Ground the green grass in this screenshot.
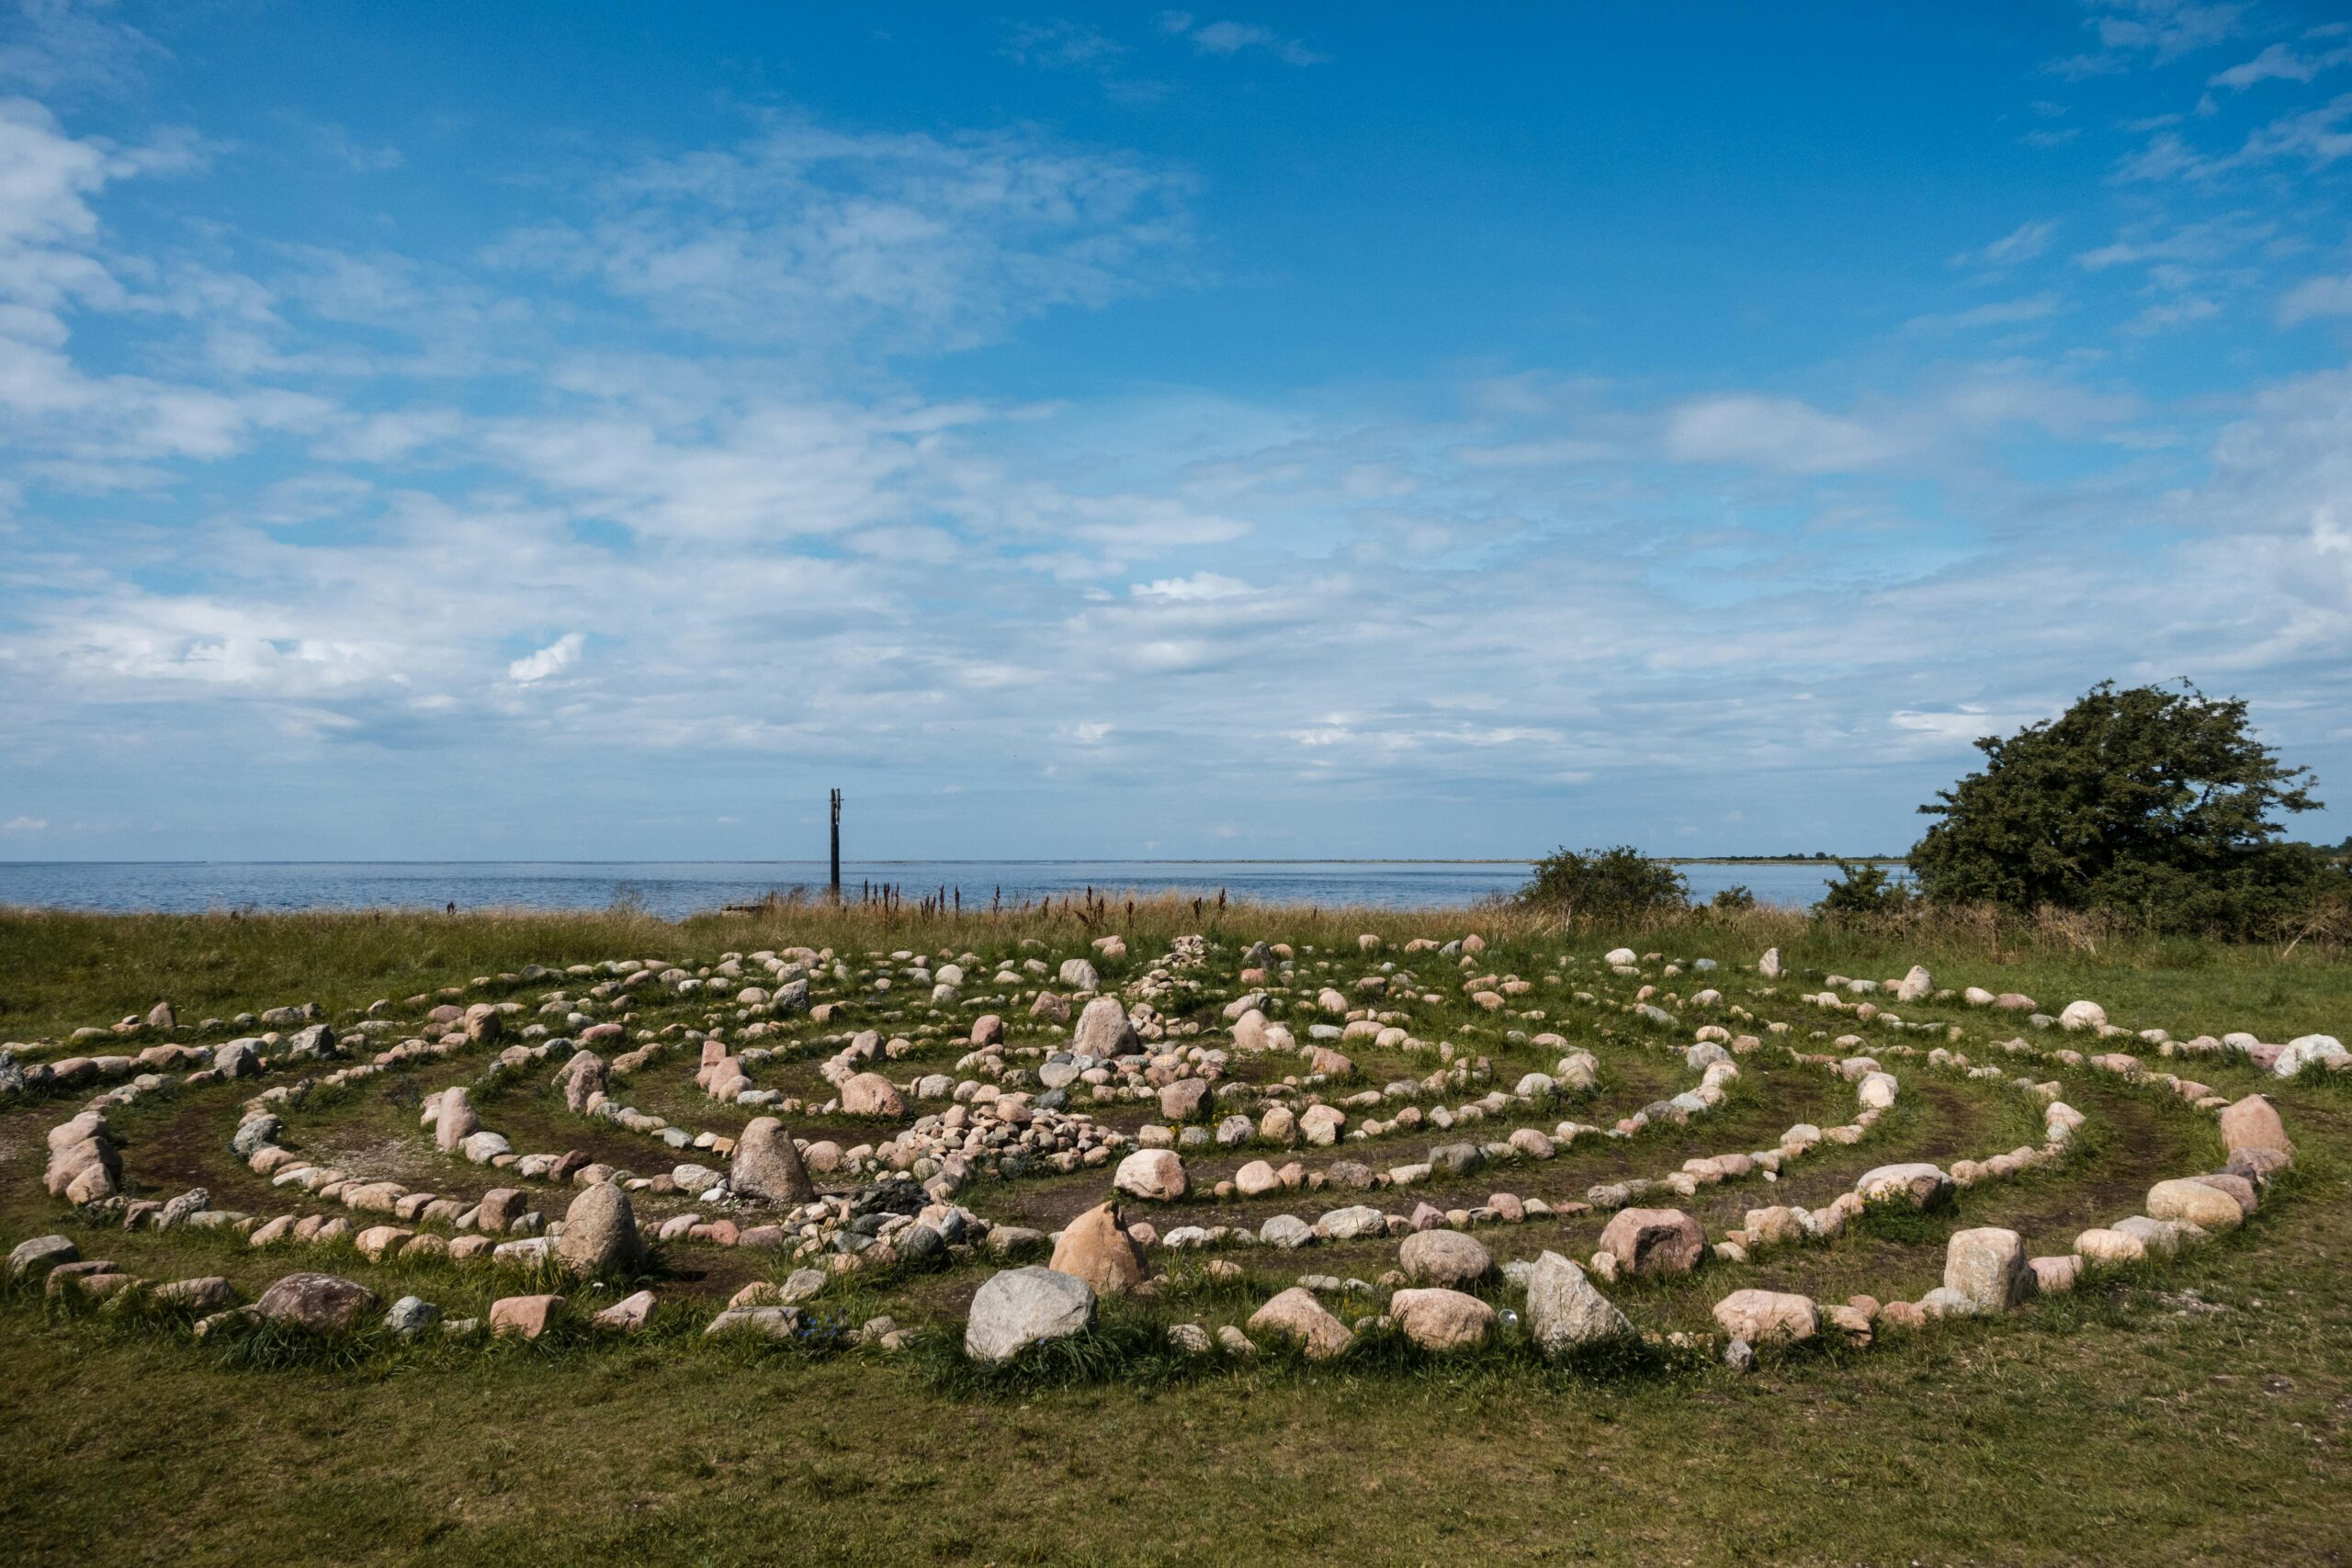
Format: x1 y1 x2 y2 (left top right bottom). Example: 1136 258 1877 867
1 903 2348 1565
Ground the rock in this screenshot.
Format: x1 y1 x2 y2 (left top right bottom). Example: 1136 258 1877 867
1159 1078 1211 1122
1247 1287 1355 1359
2059 999 2108 1032
2146 1178 2244 1232
231 1114 282 1158
704 1305 807 1339
2028 1255 2082 1294
1071 996 1135 1055
8 1235 77 1280
966 1267 1095 1361
594 1290 658 1332
2217 1094 2293 1159
254 1272 378 1332
1524 1251 1630 1351
1389 1287 1495 1350
434 1087 480 1151
1398 1229 1494 1287
1724 1337 1757 1373
1758 947 1781 979
1429 1140 1486 1178
554 1182 647 1276
2276 1033 2348 1077
1713 1289 1817 1344
1048 1201 1148 1294
1114 1149 1189 1202
1058 958 1102 992
2075 1227 2145 1266
840 1072 904 1117
1315 1205 1386 1241
1234 1159 1282 1197
153 1277 236 1312
1597 1208 1705 1277
489 1294 565 1339
2191 1172 2258 1214
1855 1163 1953 1210
1894 965 1932 1002
1943 1227 2032 1312
731 1117 816 1203
1260 1214 1316 1249
1300 1105 1346 1145
385 1295 442 1337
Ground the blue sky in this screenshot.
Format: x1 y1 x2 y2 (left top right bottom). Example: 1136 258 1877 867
2 0 2349 862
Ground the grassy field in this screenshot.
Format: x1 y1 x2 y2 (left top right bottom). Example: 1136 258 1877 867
1 900 2347 1566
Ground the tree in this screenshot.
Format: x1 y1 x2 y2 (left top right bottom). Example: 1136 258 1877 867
1908 681 2328 934
1710 884 1758 911
1518 846 1688 920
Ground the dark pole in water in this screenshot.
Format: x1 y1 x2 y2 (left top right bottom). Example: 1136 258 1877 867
829 788 842 901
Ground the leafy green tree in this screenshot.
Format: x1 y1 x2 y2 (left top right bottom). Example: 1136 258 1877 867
1908 681 2330 934
1709 884 1758 911
1815 861 1906 916
1519 846 1688 920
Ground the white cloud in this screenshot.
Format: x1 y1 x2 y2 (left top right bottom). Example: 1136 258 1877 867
2 815 46 830
2210 41 2352 91
488 120 1193 355
507 633 586 683
1663 395 1904 473
2280 272 2352 324
1951 220 2056 269
1904 294 2064 333
1157 15 1324 65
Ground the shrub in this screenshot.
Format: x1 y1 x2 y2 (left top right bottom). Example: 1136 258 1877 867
1815 861 1908 917
1517 846 1689 922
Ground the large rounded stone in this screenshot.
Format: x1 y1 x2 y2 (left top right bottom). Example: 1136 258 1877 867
254 1272 379 1333
839 1072 904 1117
1234 1159 1282 1197
2059 999 2108 1032
1598 1207 1705 1277
1524 1250 1630 1352
1113 1149 1189 1202
1943 1226 2032 1312
965 1266 1096 1362
1389 1287 1495 1350
1049 1201 1148 1294
553 1182 646 1277
1398 1228 1494 1287
2217 1094 2292 1160
1854 1163 1954 1210
1713 1289 1818 1344
730 1117 816 1203
1071 996 1136 1055
2146 1178 2244 1232
7 1235 78 1280
1247 1286 1354 1359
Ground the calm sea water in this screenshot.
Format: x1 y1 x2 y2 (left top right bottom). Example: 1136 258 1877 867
0 859 1869 917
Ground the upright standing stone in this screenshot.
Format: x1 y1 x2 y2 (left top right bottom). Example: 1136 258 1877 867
730 1117 816 1203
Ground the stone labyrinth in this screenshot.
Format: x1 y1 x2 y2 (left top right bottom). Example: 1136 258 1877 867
6 929 2339 1372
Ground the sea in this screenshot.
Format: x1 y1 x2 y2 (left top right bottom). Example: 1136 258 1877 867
0 859 1880 918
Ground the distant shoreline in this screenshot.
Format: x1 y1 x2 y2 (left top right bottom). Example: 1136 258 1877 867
0 856 1905 867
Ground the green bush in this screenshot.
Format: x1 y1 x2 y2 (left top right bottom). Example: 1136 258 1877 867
1815 861 1909 917
1517 846 1689 921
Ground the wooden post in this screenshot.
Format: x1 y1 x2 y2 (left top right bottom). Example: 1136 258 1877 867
829 788 842 900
